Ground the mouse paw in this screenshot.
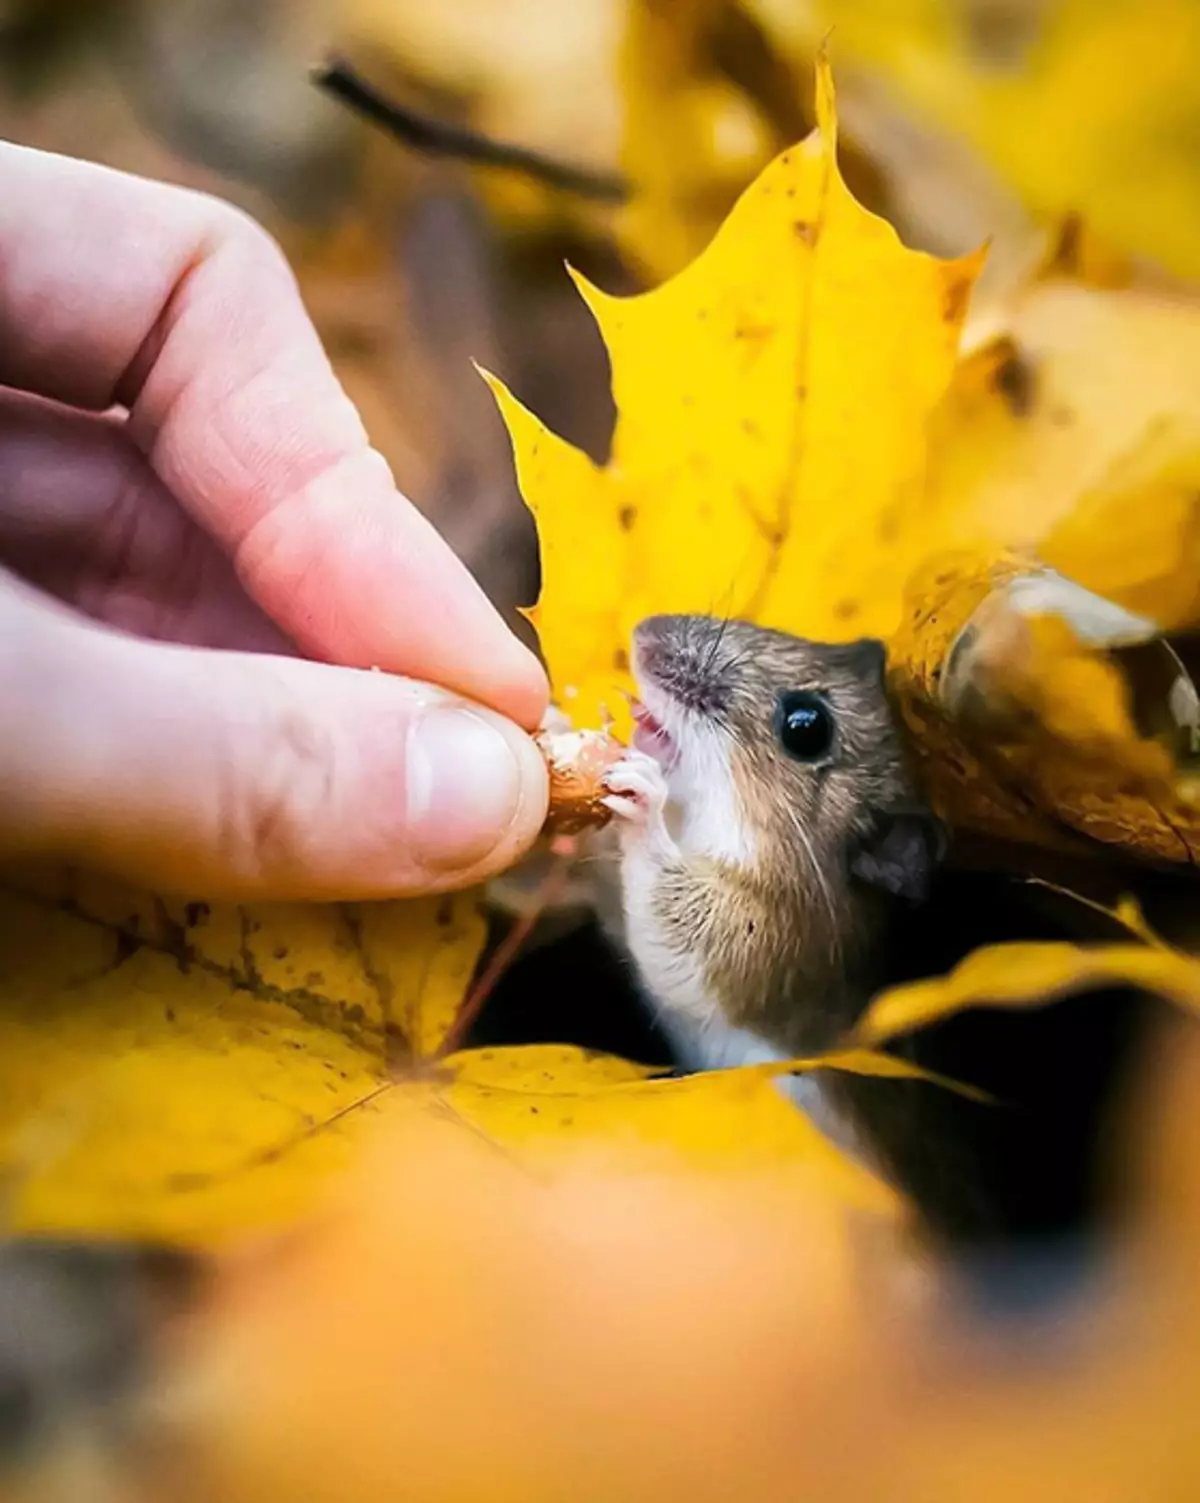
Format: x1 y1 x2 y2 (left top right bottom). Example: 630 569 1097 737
602 751 669 829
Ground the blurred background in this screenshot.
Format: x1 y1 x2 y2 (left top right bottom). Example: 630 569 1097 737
4 0 1200 640
0 0 1108 642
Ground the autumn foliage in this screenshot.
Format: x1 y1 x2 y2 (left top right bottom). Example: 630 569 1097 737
6 4 1200 1500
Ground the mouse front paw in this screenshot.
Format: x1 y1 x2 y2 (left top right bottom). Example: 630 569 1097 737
602 751 670 829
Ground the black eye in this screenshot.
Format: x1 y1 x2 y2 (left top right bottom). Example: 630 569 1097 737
775 691 835 762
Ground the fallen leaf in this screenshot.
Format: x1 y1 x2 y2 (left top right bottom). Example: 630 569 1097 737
920 250 1200 625
890 559 1200 860
616 0 788 284
0 862 486 1244
805 0 1200 282
490 53 981 736
0 858 908 1243
442 1043 899 1214
616 0 897 285
856 938 1200 1047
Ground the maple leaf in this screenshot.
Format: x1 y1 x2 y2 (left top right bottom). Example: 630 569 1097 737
491 56 1200 869
0 860 903 1242
489 54 981 737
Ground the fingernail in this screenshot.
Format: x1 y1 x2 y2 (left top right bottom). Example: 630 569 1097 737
405 705 525 872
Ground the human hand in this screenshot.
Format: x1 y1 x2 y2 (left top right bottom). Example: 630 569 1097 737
0 144 549 899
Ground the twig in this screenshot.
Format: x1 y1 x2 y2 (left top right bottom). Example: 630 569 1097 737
312 55 630 203
438 853 575 1058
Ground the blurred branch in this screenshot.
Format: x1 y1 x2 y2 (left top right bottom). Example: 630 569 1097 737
312 56 629 203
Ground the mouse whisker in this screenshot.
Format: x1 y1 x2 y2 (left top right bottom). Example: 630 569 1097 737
783 802 842 963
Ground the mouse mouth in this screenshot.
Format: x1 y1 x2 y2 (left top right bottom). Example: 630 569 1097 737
631 701 673 760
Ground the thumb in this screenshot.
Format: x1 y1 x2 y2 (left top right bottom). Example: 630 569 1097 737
0 573 549 899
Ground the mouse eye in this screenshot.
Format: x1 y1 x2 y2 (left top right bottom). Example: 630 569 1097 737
775 691 835 762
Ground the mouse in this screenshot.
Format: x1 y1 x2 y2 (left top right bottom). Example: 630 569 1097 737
600 613 942 1057
597 613 1153 1260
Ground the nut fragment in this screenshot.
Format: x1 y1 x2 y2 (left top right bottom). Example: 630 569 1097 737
536 726 625 835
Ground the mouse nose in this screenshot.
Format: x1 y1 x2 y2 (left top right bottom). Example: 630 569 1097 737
633 615 733 711
632 615 687 679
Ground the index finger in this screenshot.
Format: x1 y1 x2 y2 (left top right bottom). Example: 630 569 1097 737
0 143 547 728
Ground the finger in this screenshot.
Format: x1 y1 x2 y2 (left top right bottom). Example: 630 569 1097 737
0 571 549 899
0 144 547 727
0 389 294 652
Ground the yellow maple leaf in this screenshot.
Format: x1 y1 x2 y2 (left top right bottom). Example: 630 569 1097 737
490 53 981 737
493 54 1200 865
0 856 912 1242
0 862 487 1242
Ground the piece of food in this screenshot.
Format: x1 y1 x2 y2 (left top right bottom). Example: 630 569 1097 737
537 725 625 834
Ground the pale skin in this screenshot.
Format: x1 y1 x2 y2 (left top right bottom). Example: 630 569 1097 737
0 144 550 899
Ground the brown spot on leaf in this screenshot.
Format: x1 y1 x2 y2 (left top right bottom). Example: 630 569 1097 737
305 971 325 988
740 417 760 438
942 276 973 325
990 350 1037 417
614 647 630 673
834 599 860 621
792 219 818 245
618 505 638 532
1045 213 1084 276
273 946 288 961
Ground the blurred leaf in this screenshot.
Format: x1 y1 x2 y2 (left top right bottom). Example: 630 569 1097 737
921 238 1200 632
616 0 781 282
807 0 1200 281
856 937 1200 1046
444 1044 899 1213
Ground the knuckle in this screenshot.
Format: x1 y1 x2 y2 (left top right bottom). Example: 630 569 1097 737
200 195 296 285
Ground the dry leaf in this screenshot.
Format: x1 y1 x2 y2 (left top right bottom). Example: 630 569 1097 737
890 559 1200 860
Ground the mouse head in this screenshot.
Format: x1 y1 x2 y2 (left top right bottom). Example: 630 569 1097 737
630 614 943 903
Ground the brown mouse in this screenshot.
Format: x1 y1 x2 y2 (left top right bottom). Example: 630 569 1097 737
601 613 943 1057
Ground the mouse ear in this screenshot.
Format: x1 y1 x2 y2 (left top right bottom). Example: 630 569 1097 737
850 808 946 904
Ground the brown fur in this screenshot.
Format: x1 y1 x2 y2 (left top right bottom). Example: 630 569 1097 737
636 615 922 1052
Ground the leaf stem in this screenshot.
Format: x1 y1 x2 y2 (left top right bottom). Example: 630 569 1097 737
438 853 575 1058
